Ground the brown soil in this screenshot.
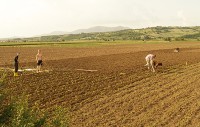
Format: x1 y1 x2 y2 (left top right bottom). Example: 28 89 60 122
2 42 200 126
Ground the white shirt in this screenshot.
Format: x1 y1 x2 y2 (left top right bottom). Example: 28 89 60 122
145 54 155 61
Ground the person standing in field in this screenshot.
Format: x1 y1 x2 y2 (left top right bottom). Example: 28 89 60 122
36 49 42 73
145 54 156 72
14 53 19 76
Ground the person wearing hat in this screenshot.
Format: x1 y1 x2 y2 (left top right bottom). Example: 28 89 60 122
14 53 19 76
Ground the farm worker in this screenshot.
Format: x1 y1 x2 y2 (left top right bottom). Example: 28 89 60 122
174 48 180 52
144 54 156 72
14 53 19 76
36 49 43 73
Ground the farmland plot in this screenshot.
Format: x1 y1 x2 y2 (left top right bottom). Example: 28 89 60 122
2 42 200 126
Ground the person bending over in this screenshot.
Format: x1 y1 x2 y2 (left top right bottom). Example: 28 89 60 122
145 54 156 72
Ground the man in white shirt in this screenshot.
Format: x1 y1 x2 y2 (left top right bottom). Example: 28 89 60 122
145 54 156 72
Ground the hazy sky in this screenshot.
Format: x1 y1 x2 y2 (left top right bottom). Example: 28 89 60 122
0 0 200 38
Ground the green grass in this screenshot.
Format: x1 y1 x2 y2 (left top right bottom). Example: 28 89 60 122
0 40 162 47
0 40 198 48
0 41 105 47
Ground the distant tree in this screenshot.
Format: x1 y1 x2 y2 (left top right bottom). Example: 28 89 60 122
175 37 184 41
164 37 172 42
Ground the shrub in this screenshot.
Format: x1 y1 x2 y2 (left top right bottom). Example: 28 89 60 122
164 37 172 42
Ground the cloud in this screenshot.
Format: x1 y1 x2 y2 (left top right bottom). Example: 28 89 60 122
0 0 200 38
177 11 187 26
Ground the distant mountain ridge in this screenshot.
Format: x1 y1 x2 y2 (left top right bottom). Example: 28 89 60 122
48 31 69 35
44 26 130 36
70 26 130 34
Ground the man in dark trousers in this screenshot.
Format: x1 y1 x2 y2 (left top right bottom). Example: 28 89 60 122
36 49 42 73
14 53 19 76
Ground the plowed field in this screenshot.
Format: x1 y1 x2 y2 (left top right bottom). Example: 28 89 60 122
2 42 200 126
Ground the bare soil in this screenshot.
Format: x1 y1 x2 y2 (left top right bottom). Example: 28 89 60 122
1 42 200 126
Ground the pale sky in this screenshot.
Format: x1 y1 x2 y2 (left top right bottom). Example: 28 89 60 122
0 0 200 38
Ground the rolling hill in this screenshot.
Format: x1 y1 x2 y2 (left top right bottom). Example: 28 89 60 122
41 26 130 36
4 26 200 42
